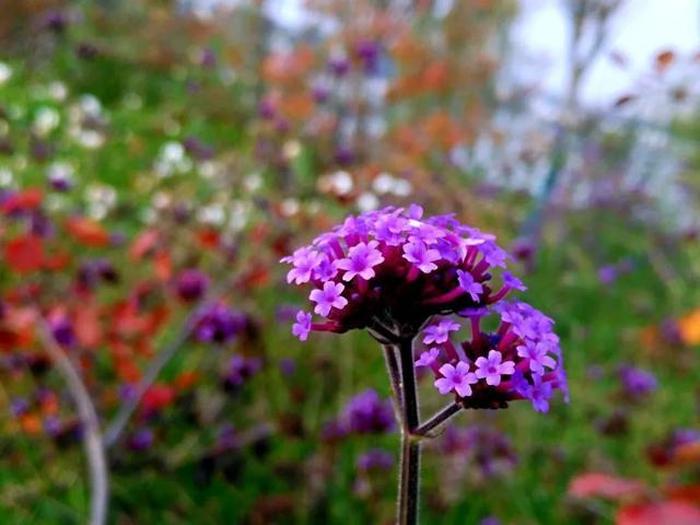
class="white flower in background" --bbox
[198,160,218,179]
[392,178,412,197]
[33,107,60,136]
[372,172,412,197]
[80,94,102,117]
[229,200,252,232]
[283,140,301,160]
[0,63,12,85]
[318,170,354,196]
[0,168,14,187]
[85,184,117,220]
[197,203,226,225]
[48,81,68,102]
[280,198,300,217]
[76,129,105,149]
[152,192,172,210]
[357,192,380,212]
[46,161,74,184]
[244,172,263,192]
[155,141,192,178]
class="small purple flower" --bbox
[284,248,321,285]
[422,319,460,345]
[224,354,262,388]
[503,272,527,292]
[357,448,393,472]
[127,428,154,451]
[516,342,557,375]
[292,311,312,341]
[619,365,657,398]
[50,315,76,348]
[457,270,484,301]
[415,348,440,368]
[337,241,385,281]
[403,240,441,273]
[175,268,209,302]
[341,389,395,434]
[435,362,478,397]
[527,375,553,413]
[309,281,348,316]
[598,265,618,285]
[192,303,246,344]
[474,350,515,386]
[313,255,339,281]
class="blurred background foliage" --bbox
[0,0,698,523]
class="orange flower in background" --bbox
[677,308,700,345]
[65,217,110,247]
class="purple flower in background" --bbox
[337,241,385,281]
[422,319,460,345]
[10,397,29,417]
[328,56,350,77]
[175,268,209,302]
[49,315,76,348]
[357,448,394,472]
[223,354,262,389]
[127,428,154,451]
[435,362,478,397]
[415,348,440,368]
[598,265,618,285]
[341,389,395,435]
[474,350,515,386]
[619,365,657,399]
[292,311,312,341]
[192,303,246,344]
[457,269,484,301]
[309,281,348,316]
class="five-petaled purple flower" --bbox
[457,269,483,302]
[284,248,321,285]
[292,311,312,341]
[309,281,348,316]
[435,362,478,397]
[517,341,557,375]
[474,350,515,386]
[403,240,441,274]
[423,319,461,345]
[337,241,385,281]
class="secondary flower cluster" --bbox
[416,302,567,412]
[284,205,520,341]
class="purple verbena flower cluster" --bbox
[284,205,567,413]
[415,302,567,412]
[284,205,520,341]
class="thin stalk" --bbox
[415,402,461,437]
[36,319,108,525]
[103,318,193,448]
[397,338,420,525]
[383,344,403,421]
